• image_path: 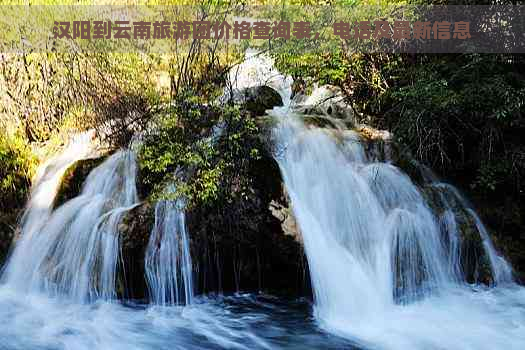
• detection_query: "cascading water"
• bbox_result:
[2,148,139,302]
[4,132,97,248]
[272,96,525,349]
[229,49,525,348]
[145,187,193,306]
[143,120,226,306]
[429,182,514,284]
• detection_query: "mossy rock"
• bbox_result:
[422,185,493,284]
[119,201,154,252]
[186,149,308,296]
[117,201,155,299]
[473,197,525,283]
[53,156,108,209]
[116,147,308,298]
[390,145,427,186]
[455,208,493,284]
[241,86,283,116]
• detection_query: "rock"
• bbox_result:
[291,77,306,98]
[422,184,493,284]
[355,125,393,162]
[389,143,429,187]
[186,151,307,296]
[235,86,283,116]
[118,201,155,299]
[53,156,108,209]
[456,209,493,284]
[0,211,19,263]
[119,202,154,252]
[296,85,354,123]
[269,196,301,243]
[268,182,301,243]
[472,197,525,283]
[302,115,342,129]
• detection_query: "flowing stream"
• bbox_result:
[0,52,524,349]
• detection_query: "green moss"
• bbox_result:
[0,131,36,263]
[53,156,107,209]
[0,132,35,212]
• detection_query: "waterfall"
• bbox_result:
[2,148,139,302]
[225,50,524,348]
[270,104,525,349]
[273,117,512,308]
[145,188,193,306]
[0,50,523,350]
[8,132,97,244]
[0,132,95,283]
[430,182,514,284]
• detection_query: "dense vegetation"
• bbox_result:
[0,131,35,260]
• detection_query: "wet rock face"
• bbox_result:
[422,185,493,284]
[473,197,525,283]
[455,209,493,284]
[269,196,301,243]
[120,202,154,252]
[44,142,306,298]
[0,212,18,263]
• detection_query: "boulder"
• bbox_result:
[233,86,283,116]
[0,211,19,263]
[422,184,493,284]
[53,156,107,209]
[118,201,155,299]
[185,151,307,296]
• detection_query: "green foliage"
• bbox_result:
[278,51,524,198]
[472,162,505,193]
[0,131,36,212]
[274,50,348,86]
[384,54,525,171]
[139,89,263,209]
[271,11,525,198]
